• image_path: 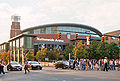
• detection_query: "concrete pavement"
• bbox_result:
[0,66,120,81]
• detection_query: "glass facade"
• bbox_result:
[23,26,98,36]
[24,37,33,48]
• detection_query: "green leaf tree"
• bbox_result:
[63,44,74,60]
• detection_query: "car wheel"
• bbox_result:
[55,67,58,69]
[8,68,12,71]
[31,67,33,70]
[7,68,9,71]
[39,67,42,70]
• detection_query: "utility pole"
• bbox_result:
[69,53,70,63]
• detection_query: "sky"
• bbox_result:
[0,0,120,43]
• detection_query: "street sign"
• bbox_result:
[116,45,120,47]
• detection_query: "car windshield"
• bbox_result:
[11,62,19,65]
[30,61,39,64]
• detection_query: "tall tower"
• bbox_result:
[10,15,21,38]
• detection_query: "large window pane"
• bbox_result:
[25,37,33,48]
[40,28,46,34]
[51,26,57,34]
[34,29,40,34]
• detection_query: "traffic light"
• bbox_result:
[75,34,78,40]
[88,35,91,41]
[58,33,61,39]
[101,36,104,42]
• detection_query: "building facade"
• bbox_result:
[104,30,120,45]
[0,16,102,64]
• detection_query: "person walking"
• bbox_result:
[0,60,5,74]
[103,57,108,71]
[24,59,30,74]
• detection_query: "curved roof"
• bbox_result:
[22,23,102,37]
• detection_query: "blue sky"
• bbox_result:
[0,0,120,43]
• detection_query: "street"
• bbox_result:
[0,67,120,81]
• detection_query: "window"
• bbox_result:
[15,32,17,36]
[40,28,46,34]
[25,37,33,48]
[34,29,40,34]
[51,26,57,34]
[105,37,108,40]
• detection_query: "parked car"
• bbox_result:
[54,61,69,69]
[7,61,22,71]
[28,61,42,70]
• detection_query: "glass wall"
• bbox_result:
[34,29,40,34]
[23,26,98,37]
[40,28,46,34]
[24,37,33,48]
[51,26,57,34]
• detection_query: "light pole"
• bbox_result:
[118,35,120,70]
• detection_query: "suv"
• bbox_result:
[28,61,42,70]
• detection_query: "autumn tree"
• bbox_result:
[35,48,47,61]
[73,41,87,59]
[25,50,35,61]
[0,51,10,64]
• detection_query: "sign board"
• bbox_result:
[37,37,64,42]
[86,37,90,46]
[116,45,120,47]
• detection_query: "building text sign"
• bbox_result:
[37,37,64,42]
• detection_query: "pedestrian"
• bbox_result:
[109,59,114,70]
[103,57,108,71]
[24,59,30,74]
[0,59,5,74]
[75,59,80,70]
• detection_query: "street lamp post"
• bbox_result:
[118,35,120,70]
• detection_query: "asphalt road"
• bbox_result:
[0,67,120,81]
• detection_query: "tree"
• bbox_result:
[63,44,74,60]
[104,42,119,59]
[73,41,87,59]
[0,51,10,64]
[25,50,35,61]
[88,40,99,59]
[87,40,119,60]
[35,48,47,61]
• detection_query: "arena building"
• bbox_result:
[0,16,102,64]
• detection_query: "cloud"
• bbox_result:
[0,0,120,43]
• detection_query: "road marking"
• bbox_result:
[48,78,58,80]
[74,78,84,80]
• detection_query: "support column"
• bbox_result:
[14,51,15,61]
[22,48,24,65]
[17,49,20,63]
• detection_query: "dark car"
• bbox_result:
[28,61,42,70]
[7,61,22,71]
[54,61,69,69]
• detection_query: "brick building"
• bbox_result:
[104,30,120,45]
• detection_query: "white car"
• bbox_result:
[7,61,22,71]
[28,61,42,70]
